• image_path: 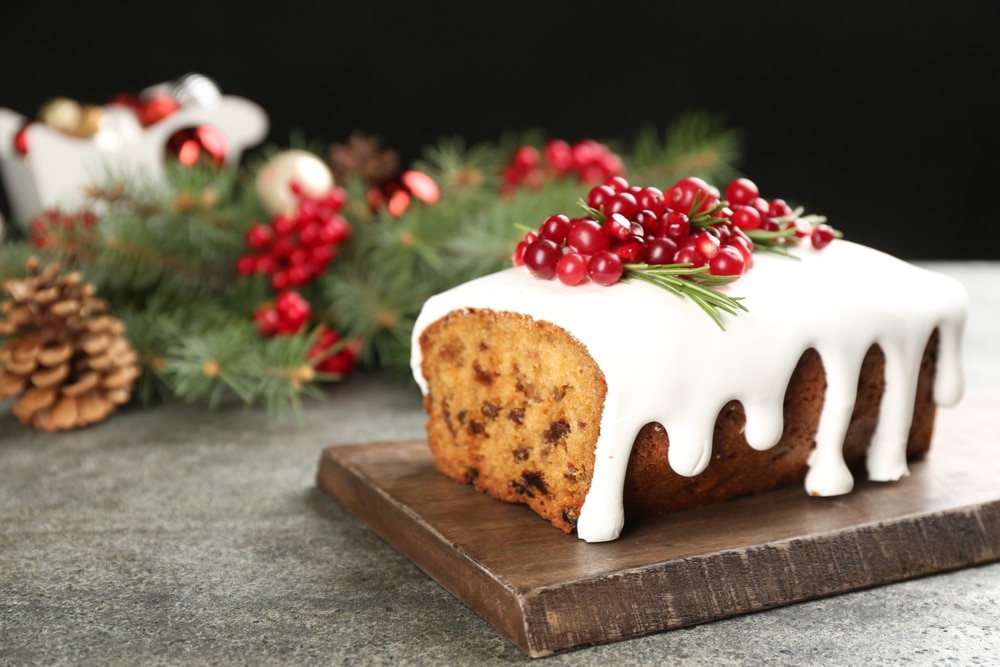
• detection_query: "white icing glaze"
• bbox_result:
[410,240,968,542]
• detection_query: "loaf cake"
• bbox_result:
[410,176,968,542]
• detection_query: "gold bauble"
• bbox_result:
[76,105,104,138]
[254,149,334,216]
[38,97,82,135]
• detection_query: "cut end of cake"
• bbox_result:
[418,308,607,533]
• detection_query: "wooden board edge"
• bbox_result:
[315,438,1000,658]
[517,500,1000,656]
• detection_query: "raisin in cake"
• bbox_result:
[411,239,967,543]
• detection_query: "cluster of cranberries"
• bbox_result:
[254,289,312,336]
[28,208,97,249]
[242,181,360,377]
[513,175,836,287]
[253,291,358,375]
[502,138,625,196]
[308,326,361,375]
[236,183,352,291]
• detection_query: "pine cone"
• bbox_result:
[0,257,141,431]
[328,131,400,188]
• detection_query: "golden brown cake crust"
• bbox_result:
[418,309,940,535]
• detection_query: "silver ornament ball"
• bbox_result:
[171,73,222,109]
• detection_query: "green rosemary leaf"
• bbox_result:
[577,199,604,222]
[623,262,747,330]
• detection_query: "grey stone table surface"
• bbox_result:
[2,261,999,667]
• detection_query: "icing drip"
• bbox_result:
[411,241,968,542]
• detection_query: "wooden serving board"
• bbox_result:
[315,394,1000,658]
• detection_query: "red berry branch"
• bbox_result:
[238,179,361,378]
[236,183,352,290]
[512,175,840,329]
[502,138,625,197]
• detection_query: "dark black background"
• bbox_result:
[2,1,997,260]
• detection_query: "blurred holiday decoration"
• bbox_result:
[0,109,744,429]
[0,73,268,230]
[328,131,399,189]
[255,149,336,216]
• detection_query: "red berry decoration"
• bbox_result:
[730,204,762,231]
[28,208,97,254]
[308,326,361,376]
[556,252,589,286]
[708,246,747,277]
[768,198,794,220]
[587,184,616,211]
[509,173,838,328]
[274,290,312,334]
[665,176,717,216]
[246,223,274,249]
[253,290,311,336]
[523,238,562,280]
[501,138,624,196]
[253,307,281,336]
[237,184,352,291]
[567,218,609,255]
[811,223,836,249]
[587,251,624,286]
[539,214,571,243]
[605,213,633,241]
[644,237,678,265]
[724,177,760,206]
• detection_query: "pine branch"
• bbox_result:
[627,111,743,185]
[410,135,506,203]
[1,112,763,417]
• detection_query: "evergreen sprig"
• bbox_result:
[745,208,838,257]
[623,264,747,330]
[0,111,745,416]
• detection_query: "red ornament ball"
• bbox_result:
[166,126,228,167]
[138,95,180,127]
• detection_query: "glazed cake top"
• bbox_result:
[411,240,968,541]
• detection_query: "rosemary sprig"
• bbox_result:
[566,192,839,330]
[745,208,841,257]
[622,262,747,330]
[744,227,801,257]
[579,191,728,229]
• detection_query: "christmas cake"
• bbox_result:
[410,176,968,542]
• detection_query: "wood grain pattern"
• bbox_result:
[315,394,1000,658]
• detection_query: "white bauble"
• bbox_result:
[139,81,174,101]
[254,149,334,216]
[93,105,143,153]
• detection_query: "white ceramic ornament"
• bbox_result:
[254,149,334,216]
